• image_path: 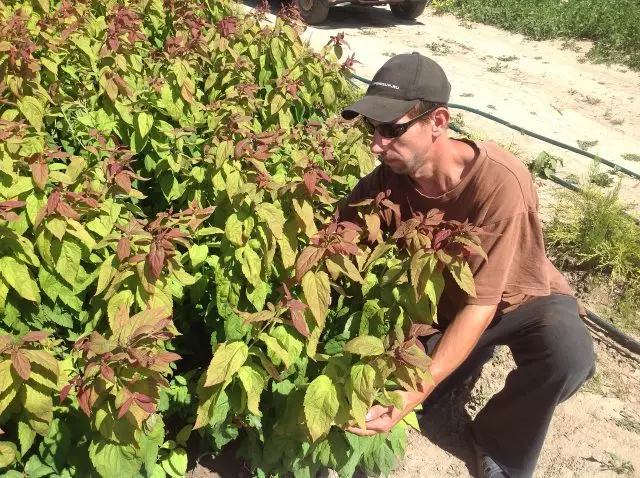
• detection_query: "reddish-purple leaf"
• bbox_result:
[291,311,310,338]
[147,243,165,280]
[11,350,31,380]
[409,323,438,338]
[30,162,48,191]
[154,352,182,363]
[114,172,131,193]
[117,395,134,419]
[46,191,60,215]
[294,245,325,283]
[59,383,73,403]
[56,201,81,219]
[117,237,131,262]
[78,386,93,416]
[22,331,50,342]
[101,363,115,382]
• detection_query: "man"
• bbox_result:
[337,53,595,478]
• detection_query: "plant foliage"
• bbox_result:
[0,0,483,476]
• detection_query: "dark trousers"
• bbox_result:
[421,294,596,478]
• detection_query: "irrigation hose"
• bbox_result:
[348,73,640,182]
[350,73,640,356]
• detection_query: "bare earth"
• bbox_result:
[195,3,640,477]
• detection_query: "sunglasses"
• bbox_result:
[363,105,441,139]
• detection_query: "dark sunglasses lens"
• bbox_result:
[379,124,402,138]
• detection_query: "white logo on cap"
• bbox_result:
[372,81,400,90]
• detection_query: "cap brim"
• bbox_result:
[341,96,420,123]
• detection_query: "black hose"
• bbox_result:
[348,73,640,181]
[584,309,640,355]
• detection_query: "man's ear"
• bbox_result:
[432,107,450,136]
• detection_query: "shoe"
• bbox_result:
[470,430,510,478]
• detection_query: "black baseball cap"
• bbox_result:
[342,52,451,123]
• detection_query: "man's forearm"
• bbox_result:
[422,304,497,391]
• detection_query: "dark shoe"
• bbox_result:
[470,431,509,478]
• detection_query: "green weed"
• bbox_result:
[577,139,598,150]
[622,153,640,162]
[432,0,640,70]
[614,411,640,434]
[587,452,635,475]
[497,54,518,61]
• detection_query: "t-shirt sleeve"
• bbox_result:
[463,211,551,305]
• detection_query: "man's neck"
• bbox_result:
[411,138,477,197]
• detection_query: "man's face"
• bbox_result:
[366,112,433,176]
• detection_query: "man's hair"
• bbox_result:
[407,100,446,120]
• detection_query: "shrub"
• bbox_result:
[0,0,483,476]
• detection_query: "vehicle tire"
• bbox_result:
[295,0,330,25]
[390,0,430,19]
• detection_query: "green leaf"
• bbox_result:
[24,454,54,478]
[343,336,385,356]
[255,203,285,240]
[224,214,244,246]
[139,416,165,475]
[204,342,248,387]
[301,270,330,327]
[448,258,476,297]
[0,442,17,468]
[88,440,140,478]
[136,112,154,139]
[18,96,45,130]
[259,333,292,369]
[237,364,266,416]
[241,246,262,287]
[188,244,208,268]
[0,256,40,302]
[322,83,336,106]
[161,447,187,478]
[18,420,37,456]
[303,375,339,442]
[402,411,421,431]
[55,239,83,287]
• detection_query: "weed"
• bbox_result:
[486,104,496,110]
[622,153,640,162]
[590,172,614,188]
[528,151,563,179]
[587,452,635,475]
[431,0,640,70]
[487,63,504,73]
[583,95,602,105]
[427,41,452,56]
[451,112,466,128]
[460,92,474,97]
[534,56,543,60]
[614,411,640,434]
[610,118,625,126]
[582,372,607,396]
[565,173,580,185]
[561,39,582,52]
[568,88,578,95]
[382,51,396,57]
[497,54,518,61]
[545,185,640,331]
[577,139,598,150]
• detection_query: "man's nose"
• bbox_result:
[370,131,385,155]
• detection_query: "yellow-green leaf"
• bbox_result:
[303,375,339,442]
[255,203,285,240]
[237,365,265,416]
[136,112,154,139]
[0,257,40,303]
[204,342,248,387]
[18,96,44,130]
[343,336,385,356]
[301,271,330,327]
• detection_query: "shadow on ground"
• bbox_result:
[240,1,426,29]
[416,374,480,476]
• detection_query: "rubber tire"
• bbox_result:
[390,1,429,19]
[295,0,330,25]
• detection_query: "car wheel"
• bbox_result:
[295,0,330,25]
[390,0,430,19]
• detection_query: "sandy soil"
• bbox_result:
[190,3,640,477]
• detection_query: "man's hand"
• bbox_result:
[346,386,432,437]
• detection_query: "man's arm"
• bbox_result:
[347,303,497,436]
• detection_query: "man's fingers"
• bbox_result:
[346,425,378,436]
[365,404,393,422]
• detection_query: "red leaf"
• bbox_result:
[147,243,165,280]
[22,330,50,342]
[134,395,155,413]
[114,172,131,193]
[409,324,438,338]
[101,363,115,382]
[56,201,81,219]
[46,191,60,214]
[117,237,131,262]
[291,311,310,338]
[78,386,93,416]
[153,352,182,363]
[11,350,31,381]
[117,395,134,419]
[303,171,317,196]
[59,383,73,403]
[30,162,49,191]
[294,245,325,283]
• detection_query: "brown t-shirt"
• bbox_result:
[338,139,577,326]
